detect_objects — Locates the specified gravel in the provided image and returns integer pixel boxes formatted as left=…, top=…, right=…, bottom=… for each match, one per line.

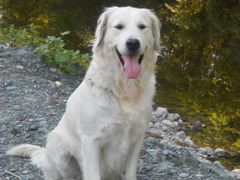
left=1, top=45, right=240, bottom=180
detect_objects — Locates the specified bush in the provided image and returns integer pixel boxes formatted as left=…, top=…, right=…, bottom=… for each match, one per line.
left=0, top=24, right=90, bottom=74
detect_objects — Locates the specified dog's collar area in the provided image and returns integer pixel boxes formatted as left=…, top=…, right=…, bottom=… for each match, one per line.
left=86, top=78, right=114, bottom=95
left=115, top=47, right=144, bottom=66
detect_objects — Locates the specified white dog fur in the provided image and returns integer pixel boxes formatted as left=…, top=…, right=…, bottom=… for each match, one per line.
left=7, top=6, right=161, bottom=180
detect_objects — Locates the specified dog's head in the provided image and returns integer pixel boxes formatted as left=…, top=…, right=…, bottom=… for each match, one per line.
left=93, top=7, right=161, bottom=79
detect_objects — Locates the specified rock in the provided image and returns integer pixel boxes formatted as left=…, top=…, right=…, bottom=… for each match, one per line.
left=173, top=121, right=178, bottom=127
left=207, top=155, right=219, bottom=162
left=184, top=137, right=194, bottom=146
left=16, top=65, right=24, bottom=70
left=39, top=120, right=47, bottom=127
left=6, top=86, right=17, bottom=91
left=22, top=170, right=29, bottom=174
left=157, top=162, right=175, bottom=171
left=2, top=51, right=12, bottom=58
left=178, top=119, right=184, bottom=125
left=211, top=166, right=229, bottom=178
left=198, top=157, right=212, bottom=167
left=146, top=149, right=158, bottom=157
left=215, top=148, right=231, bottom=158
left=0, top=44, right=10, bottom=51
left=167, top=113, right=180, bottom=122
left=232, top=169, right=240, bottom=179
left=162, top=149, right=174, bottom=156
left=162, top=120, right=176, bottom=128
left=18, top=49, right=28, bottom=56
left=200, top=147, right=215, bottom=156
left=50, top=67, right=57, bottom=73
left=176, top=131, right=187, bottom=140
left=213, top=161, right=225, bottom=169
left=29, top=124, right=39, bottom=131
left=196, top=173, right=204, bottom=178
left=153, top=107, right=168, bottom=119
left=55, top=81, right=63, bottom=87
left=179, top=173, right=189, bottom=178
left=206, top=147, right=215, bottom=156
left=191, top=121, right=202, bottom=130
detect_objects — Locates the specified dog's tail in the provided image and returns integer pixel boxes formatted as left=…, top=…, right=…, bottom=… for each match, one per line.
left=6, top=144, right=48, bottom=168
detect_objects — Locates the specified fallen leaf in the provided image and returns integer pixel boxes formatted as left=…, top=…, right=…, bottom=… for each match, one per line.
left=140, top=151, right=145, bottom=158
left=18, top=117, right=25, bottom=121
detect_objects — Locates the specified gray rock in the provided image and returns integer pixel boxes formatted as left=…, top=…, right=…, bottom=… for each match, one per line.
left=192, top=121, right=202, bottom=130
left=162, top=120, right=176, bottom=128
left=207, top=155, right=219, bottom=162
left=158, top=162, right=175, bottom=171
left=178, top=119, right=184, bottom=125
left=0, top=44, right=11, bottom=50
left=196, top=173, right=204, bottom=178
left=179, top=172, right=189, bottom=178
left=167, top=113, right=180, bottom=122
left=215, top=148, right=232, bottom=158
left=29, top=124, right=39, bottom=131
left=173, top=121, right=179, bottom=127
left=213, top=161, right=225, bottom=169
left=18, top=49, right=28, bottom=56
left=211, top=166, right=230, bottom=178
left=232, top=169, right=240, bottom=179
left=2, top=52, right=12, bottom=58
left=6, top=86, right=17, bottom=91
left=16, top=65, right=24, bottom=70
left=146, top=149, right=159, bottom=157
left=176, top=131, right=187, bottom=140
left=162, top=149, right=174, bottom=156
left=206, top=147, right=215, bottom=156
left=184, top=136, right=194, bottom=146
left=153, top=107, right=168, bottom=119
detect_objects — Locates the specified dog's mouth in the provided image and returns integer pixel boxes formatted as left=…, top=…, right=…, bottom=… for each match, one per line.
left=115, top=48, right=144, bottom=79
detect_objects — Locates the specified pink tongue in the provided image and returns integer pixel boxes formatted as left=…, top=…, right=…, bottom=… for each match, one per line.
left=122, top=55, right=141, bottom=79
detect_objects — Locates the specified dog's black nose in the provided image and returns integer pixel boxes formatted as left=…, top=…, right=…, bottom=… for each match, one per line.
left=126, top=39, right=140, bottom=52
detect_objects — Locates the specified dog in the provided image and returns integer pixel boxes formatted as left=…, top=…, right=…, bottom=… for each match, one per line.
left=7, top=6, right=161, bottom=180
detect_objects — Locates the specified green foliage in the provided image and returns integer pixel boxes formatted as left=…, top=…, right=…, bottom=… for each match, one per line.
left=0, top=24, right=90, bottom=74
left=158, top=0, right=240, bottom=126
left=0, top=24, right=43, bottom=47
left=157, top=0, right=240, bottom=163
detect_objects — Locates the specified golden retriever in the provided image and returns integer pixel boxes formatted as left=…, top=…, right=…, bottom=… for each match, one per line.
left=7, top=6, right=161, bottom=180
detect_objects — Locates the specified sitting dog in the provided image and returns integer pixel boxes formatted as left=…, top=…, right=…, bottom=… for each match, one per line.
left=7, top=6, right=161, bottom=180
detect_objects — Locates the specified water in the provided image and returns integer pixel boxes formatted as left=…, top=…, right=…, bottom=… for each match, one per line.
left=0, top=0, right=239, bottom=169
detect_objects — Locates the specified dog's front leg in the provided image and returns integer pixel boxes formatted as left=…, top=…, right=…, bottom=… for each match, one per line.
left=124, top=135, right=144, bottom=180
left=81, top=139, right=101, bottom=180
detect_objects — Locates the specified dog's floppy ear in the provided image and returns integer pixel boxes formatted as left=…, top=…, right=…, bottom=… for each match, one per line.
left=150, top=11, right=161, bottom=52
left=94, top=7, right=115, bottom=47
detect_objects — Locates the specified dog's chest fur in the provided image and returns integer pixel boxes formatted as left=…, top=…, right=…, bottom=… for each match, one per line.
left=83, top=74, right=152, bottom=176
left=97, top=99, right=150, bottom=178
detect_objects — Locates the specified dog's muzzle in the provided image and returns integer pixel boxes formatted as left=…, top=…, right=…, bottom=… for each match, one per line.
left=115, top=48, right=144, bottom=66
left=115, top=47, right=144, bottom=79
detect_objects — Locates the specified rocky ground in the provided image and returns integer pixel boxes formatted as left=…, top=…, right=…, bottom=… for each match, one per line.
left=0, top=45, right=240, bottom=180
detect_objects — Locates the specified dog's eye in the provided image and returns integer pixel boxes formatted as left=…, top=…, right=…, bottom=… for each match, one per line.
left=138, top=24, right=146, bottom=30
left=114, top=24, right=124, bottom=30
